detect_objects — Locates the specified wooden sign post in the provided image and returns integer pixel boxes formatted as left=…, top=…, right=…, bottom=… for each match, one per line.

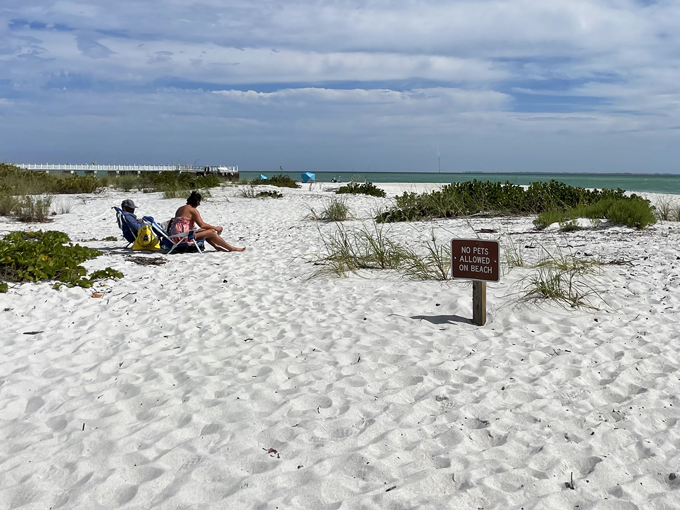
left=451, top=239, right=500, bottom=326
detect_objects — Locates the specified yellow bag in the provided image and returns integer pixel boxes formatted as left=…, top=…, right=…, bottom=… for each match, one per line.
left=132, top=224, right=161, bottom=251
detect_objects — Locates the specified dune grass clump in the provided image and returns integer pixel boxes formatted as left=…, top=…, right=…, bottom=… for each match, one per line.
left=503, top=240, right=604, bottom=308
left=0, top=192, right=54, bottom=223
left=250, top=174, right=300, bottom=188
left=0, top=194, right=20, bottom=217
left=654, top=198, right=675, bottom=222
left=310, top=197, right=351, bottom=221
left=316, top=224, right=407, bottom=276
left=521, top=264, right=601, bottom=309
left=376, top=179, right=646, bottom=224
left=400, top=235, right=451, bottom=280
left=15, top=195, right=53, bottom=222
left=240, top=186, right=257, bottom=198
left=315, top=223, right=451, bottom=280
left=336, top=181, right=386, bottom=198
left=0, top=230, right=123, bottom=292
left=534, top=197, right=656, bottom=230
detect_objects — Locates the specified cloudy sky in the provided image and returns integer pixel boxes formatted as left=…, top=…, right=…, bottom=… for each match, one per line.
left=1, top=0, right=679, bottom=173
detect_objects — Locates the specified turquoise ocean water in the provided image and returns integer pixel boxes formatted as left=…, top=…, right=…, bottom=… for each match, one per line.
left=241, top=171, right=680, bottom=195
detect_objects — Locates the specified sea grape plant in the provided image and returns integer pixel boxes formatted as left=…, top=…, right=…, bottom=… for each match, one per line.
left=0, top=230, right=123, bottom=292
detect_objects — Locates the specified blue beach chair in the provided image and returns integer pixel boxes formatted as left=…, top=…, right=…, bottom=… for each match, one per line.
left=113, top=206, right=153, bottom=248
left=148, top=218, right=205, bottom=255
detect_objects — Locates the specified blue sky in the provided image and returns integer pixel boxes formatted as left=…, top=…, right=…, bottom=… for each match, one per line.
left=1, top=0, right=679, bottom=173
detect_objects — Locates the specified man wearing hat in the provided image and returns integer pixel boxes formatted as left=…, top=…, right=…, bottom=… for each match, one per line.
left=120, top=199, right=145, bottom=237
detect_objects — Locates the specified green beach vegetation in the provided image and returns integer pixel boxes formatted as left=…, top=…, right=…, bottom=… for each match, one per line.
left=240, top=186, right=283, bottom=198
left=0, top=165, right=228, bottom=221
left=0, top=163, right=100, bottom=196
left=310, top=197, right=352, bottom=222
left=336, top=181, right=386, bottom=197
left=534, top=197, right=656, bottom=230
left=249, top=174, right=300, bottom=188
left=1, top=163, right=225, bottom=197
left=315, top=223, right=450, bottom=280
left=99, top=171, right=223, bottom=197
left=0, top=230, right=123, bottom=293
left=376, top=179, right=655, bottom=229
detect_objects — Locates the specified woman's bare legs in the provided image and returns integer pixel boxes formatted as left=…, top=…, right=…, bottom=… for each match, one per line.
left=195, top=229, right=246, bottom=252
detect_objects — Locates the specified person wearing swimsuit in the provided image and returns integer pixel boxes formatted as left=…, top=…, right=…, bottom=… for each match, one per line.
left=169, top=191, right=246, bottom=252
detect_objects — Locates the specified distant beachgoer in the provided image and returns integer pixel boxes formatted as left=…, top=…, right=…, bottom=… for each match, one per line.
left=120, top=199, right=145, bottom=237
left=170, top=191, right=245, bottom=252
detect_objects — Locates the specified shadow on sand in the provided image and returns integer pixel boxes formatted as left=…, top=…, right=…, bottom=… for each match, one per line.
left=410, top=314, right=473, bottom=325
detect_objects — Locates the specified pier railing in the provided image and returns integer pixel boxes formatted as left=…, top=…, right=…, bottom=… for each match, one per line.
left=16, top=164, right=239, bottom=175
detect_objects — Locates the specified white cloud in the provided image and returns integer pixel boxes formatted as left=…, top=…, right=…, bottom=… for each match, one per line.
left=212, top=87, right=510, bottom=110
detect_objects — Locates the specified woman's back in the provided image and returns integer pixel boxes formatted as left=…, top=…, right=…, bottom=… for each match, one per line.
left=174, top=204, right=194, bottom=219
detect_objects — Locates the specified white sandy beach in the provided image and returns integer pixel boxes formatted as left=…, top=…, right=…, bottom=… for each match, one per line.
left=1, top=183, right=680, bottom=510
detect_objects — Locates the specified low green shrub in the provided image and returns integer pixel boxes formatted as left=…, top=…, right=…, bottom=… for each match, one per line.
left=108, top=175, right=140, bottom=192
left=0, top=164, right=102, bottom=195
left=102, top=172, right=224, bottom=194
left=337, top=182, right=386, bottom=198
left=256, top=190, right=283, bottom=198
left=250, top=174, right=300, bottom=188
left=533, top=209, right=565, bottom=229
left=51, top=175, right=101, bottom=194
left=377, top=180, right=630, bottom=223
left=0, top=230, right=123, bottom=291
left=605, top=198, right=657, bottom=228
left=534, top=196, right=655, bottom=230
left=255, top=191, right=283, bottom=198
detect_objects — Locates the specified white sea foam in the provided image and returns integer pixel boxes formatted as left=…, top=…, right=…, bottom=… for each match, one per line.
left=1, top=184, right=679, bottom=509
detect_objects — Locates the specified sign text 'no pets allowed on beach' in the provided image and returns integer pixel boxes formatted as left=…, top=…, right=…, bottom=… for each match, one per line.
left=451, top=239, right=500, bottom=282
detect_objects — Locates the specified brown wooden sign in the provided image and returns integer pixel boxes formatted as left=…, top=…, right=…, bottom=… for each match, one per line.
left=451, top=239, right=500, bottom=282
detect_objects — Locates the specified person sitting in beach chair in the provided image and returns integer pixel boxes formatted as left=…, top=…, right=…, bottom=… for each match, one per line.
left=113, top=199, right=156, bottom=247
left=170, top=191, right=245, bottom=252
left=114, top=201, right=204, bottom=253
left=120, top=199, right=144, bottom=237
left=146, top=217, right=206, bottom=255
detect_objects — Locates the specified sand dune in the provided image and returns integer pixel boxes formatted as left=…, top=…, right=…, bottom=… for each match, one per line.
left=1, top=184, right=679, bottom=509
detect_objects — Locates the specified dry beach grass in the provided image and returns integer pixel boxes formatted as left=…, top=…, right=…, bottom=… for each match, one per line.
left=1, top=183, right=679, bottom=509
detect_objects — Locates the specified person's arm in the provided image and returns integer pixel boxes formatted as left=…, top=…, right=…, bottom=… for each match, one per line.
left=191, top=208, right=222, bottom=233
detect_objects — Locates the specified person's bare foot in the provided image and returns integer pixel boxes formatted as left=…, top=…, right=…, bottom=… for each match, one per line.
left=233, top=247, right=246, bottom=252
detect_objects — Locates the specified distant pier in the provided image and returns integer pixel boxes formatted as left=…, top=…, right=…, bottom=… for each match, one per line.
left=17, top=163, right=239, bottom=178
